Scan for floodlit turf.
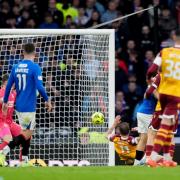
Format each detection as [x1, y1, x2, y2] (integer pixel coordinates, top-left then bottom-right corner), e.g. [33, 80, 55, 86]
[0, 166, 180, 180]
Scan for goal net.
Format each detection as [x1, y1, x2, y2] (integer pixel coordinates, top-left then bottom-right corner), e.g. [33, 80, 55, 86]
[0, 29, 115, 166]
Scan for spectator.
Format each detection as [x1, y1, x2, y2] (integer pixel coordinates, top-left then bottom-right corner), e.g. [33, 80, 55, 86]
[144, 50, 155, 73]
[39, 12, 59, 29]
[124, 81, 142, 120]
[140, 25, 154, 53]
[56, 0, 78, 24]
[75, 7, 89, 27]
[127, 51, 139, 76]
[85, 0, 105, 19]
[159, 8, 177, 39]
[115, 100, 124, 116]
[64, 15, 73, 28]
[127, 6, 150, 40]
[101, 0, 118, 24]
[119, 40, 137, 63]
[115, 58, 128, 92]
[6, 17, 17, 28]
[122, 74, 143, 97]
[116, 91, 127, 111]
[0, 1, 11, 28]
[160, 30, 176, 48]
[148, 0, 161, 28]
[72, 0, 81, 9]
[85, 10, 100, 27]
[17, 10, 30, 28]
[47, 0, 64, 27]
[25, 19, 36, 28]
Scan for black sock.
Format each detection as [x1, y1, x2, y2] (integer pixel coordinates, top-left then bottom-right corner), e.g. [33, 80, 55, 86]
[135, 150, 144, 161]
[8, 135, 26, 149]
[22, 138, 31, 156]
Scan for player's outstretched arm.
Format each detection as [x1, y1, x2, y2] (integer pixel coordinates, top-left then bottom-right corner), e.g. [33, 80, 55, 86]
[145, 73, 160, 99]
[106, 115, 121, 139]
[147, 53, 162, 79]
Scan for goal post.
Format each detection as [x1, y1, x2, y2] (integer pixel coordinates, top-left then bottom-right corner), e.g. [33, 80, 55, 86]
[0, 29, 115, 166]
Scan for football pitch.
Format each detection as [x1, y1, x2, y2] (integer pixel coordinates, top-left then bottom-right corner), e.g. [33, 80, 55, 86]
[0, 166, 180, 180]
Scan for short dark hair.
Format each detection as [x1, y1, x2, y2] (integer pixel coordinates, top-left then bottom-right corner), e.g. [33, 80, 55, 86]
[118, 122, 130, 136]
[24, 43, 35, 54]
[2, 74, 9, 83]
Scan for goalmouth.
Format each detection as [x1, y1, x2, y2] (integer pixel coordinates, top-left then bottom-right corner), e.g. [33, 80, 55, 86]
[0, 29, 115, 166]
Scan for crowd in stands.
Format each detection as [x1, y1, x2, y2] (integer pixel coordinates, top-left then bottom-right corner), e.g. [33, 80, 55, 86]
[0, 0, 180, 135]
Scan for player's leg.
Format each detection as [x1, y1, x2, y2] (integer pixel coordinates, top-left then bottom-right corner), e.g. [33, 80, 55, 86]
[168, 114, 179, 159]
[146, 111, 161, 157]
[145, 129, 156, 157]
[149, 95, 178, 167]
[0, 124, 13, 166]
[16, 112, 36, 165]
[134, 113, 152, 165]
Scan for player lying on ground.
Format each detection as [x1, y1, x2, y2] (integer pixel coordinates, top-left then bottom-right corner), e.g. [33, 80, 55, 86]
[106, 116, 138, 165]
[146, 29, 180, 167]
[133, 76, 158, 166]
[2, 43, 52, 166]
[0, 74, 32, 166]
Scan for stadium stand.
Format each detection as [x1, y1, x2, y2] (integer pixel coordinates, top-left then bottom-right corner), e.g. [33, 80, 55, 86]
[0, 0, 179, 135]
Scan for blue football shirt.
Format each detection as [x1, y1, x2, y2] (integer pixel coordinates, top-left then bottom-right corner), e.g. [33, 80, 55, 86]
[4, 60, 48, 112]
[137, 95, 157, 115]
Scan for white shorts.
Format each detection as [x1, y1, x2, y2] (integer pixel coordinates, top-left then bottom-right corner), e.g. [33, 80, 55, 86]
[16, 111, 36, 130]
[137, 112, 152, 133]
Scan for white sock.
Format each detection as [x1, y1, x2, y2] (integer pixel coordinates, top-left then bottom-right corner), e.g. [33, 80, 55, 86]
[141, 155, 146, 162]
[163, 153, 171, 161]
[2, 146, 10, 156]
[151, 151, 158, 161]
[133, 159, 140, 166]
[22, 156, 29, 163]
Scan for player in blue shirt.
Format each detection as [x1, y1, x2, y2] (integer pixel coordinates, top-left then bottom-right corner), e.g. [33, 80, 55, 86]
[2, 43, 52, 166]
[134, 78, 158, 166]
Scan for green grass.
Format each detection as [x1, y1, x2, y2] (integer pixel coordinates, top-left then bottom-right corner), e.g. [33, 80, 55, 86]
[0, 166, 180, 180]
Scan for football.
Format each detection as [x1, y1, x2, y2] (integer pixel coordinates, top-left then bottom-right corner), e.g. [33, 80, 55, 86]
[91, 112, 105, 125]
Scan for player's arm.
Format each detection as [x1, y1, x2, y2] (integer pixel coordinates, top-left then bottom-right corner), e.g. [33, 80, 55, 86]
[0, 96, 3, 104]
[34, 65, 52, 112]
[2, 67, 15, 114]
[145, 73, 161, 99]
[147, 52, 162, 80]
[3, 68, 15, 103]
[106, 115, 121, 140]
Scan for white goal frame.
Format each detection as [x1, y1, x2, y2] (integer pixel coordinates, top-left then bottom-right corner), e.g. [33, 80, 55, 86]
[0, 29, 115, 166]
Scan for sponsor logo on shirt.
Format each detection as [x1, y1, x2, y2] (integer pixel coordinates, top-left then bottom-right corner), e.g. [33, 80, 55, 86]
[38, 76, 42, 80]
[19, 64, 28, 68]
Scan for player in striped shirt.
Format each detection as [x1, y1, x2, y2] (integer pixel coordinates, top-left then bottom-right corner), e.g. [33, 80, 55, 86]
[2, 43, 52, 166]
[146, 30, 180, 167]
[107, 116, 138, 165]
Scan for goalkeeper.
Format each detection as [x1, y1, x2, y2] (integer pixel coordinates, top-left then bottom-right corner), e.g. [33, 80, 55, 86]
[0, 74, 32, 166]
[106, 116, 138, 165]
[2, 43, 52, 166]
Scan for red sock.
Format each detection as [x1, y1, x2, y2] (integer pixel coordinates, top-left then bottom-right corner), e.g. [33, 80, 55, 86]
[0, 141, 8, 150]
[153, 124, 170, 153]
[169, 144, 175, 157]
[146, 145, 153, 156]
[163, 125, 174, 154]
